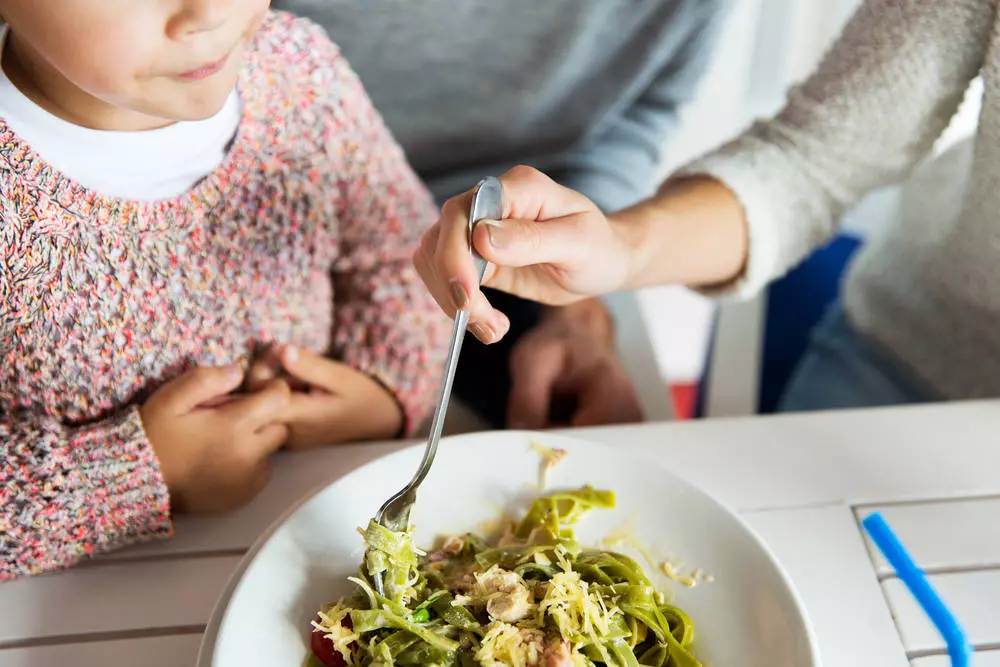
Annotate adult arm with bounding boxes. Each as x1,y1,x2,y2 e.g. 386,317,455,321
417,0,997,328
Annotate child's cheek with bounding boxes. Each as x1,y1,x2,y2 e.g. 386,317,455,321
55,41,147,103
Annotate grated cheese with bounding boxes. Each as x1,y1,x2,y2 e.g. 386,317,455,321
539,570,614,643
312,602,361,665
530,441,568,489
475,621,544,667
660,561,715,588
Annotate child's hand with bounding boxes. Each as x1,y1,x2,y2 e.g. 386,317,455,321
140,364,292,513
247,345,403,448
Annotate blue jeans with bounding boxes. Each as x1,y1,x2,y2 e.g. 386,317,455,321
777,304,938,412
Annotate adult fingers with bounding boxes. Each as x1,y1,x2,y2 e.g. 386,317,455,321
434,189,485,313
571,369,643,428
471,217,585,270
465,290,511,344
506,339,567,430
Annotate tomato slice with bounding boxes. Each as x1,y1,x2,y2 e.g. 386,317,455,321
311,615,352,667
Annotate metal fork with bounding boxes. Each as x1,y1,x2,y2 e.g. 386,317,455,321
371,177,503,597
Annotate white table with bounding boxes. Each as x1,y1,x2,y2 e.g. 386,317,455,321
3,400,1000,667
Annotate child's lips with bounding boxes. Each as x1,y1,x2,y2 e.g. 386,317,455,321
178,54,229,81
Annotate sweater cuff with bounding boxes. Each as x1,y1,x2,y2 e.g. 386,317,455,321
674,145,787,301
70,407,174,555
343,323,447,438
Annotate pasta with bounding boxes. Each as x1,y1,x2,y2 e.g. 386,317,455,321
308,487,701,667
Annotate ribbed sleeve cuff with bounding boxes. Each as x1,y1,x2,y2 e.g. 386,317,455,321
69,407,174,554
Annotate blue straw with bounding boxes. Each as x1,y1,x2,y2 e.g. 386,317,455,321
862,512,972,667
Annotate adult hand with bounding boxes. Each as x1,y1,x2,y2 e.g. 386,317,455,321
507,300,643,429
247,344,403,447
413,166,640,343
140,365,291,513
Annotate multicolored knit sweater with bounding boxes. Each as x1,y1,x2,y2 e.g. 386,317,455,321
0,12,448,581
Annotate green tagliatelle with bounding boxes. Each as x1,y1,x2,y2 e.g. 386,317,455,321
309,487,701,667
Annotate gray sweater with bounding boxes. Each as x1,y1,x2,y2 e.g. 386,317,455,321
683,0,1000,400
272,0,729,211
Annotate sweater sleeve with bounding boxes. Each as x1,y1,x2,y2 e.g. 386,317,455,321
677,0,996,297
552,0,732,213
301,23,449,435
0,407,172,581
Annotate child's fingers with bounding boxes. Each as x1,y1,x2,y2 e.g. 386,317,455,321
159,364,244,413
199,394,242,409
252,423,289,455
279,345,359,391
245,346,282,392
224,378,292,432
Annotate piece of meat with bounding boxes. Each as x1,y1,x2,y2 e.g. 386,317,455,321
477,566,523,594
542,638,573,667
486,583,533,623
428,535,466,562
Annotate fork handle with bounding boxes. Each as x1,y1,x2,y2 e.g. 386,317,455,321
409,249,487,489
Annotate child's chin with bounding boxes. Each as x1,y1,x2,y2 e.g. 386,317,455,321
162,82,238,122
180,96,234,122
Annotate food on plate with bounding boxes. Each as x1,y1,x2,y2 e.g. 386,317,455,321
308,486,701,666
530,442,567,490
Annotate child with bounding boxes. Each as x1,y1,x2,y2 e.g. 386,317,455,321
0,1,447,580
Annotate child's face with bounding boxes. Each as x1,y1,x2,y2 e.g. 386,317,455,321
0,0,269,130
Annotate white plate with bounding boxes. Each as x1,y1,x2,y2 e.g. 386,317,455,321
200,431,820,666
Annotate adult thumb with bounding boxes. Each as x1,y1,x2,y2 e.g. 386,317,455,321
473,217,582,268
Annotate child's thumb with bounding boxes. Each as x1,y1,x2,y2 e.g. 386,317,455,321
281,345,357,391
279,345,325,386
167,364,244,412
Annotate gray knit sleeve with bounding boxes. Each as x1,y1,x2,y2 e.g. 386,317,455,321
678,0,996,298
552,0,733,213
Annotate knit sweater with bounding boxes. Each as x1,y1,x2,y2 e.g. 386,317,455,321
0,12,447,580
684,0,1000,401
272,0,730,212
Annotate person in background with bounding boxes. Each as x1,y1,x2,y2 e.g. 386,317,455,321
273,0,732,430
416,0,1000,414
0,1,446,580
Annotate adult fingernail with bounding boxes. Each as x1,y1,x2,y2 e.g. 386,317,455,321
469,321,496,343
226,364,244,382
495,317,510,339
484,220,509,249
449,279,470,310
283,344,299,365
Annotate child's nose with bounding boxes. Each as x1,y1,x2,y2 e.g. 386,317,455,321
167,0,230,40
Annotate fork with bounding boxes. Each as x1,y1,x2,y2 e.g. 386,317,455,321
371,177,503,597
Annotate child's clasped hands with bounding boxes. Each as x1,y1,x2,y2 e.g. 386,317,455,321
139,348,403,514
